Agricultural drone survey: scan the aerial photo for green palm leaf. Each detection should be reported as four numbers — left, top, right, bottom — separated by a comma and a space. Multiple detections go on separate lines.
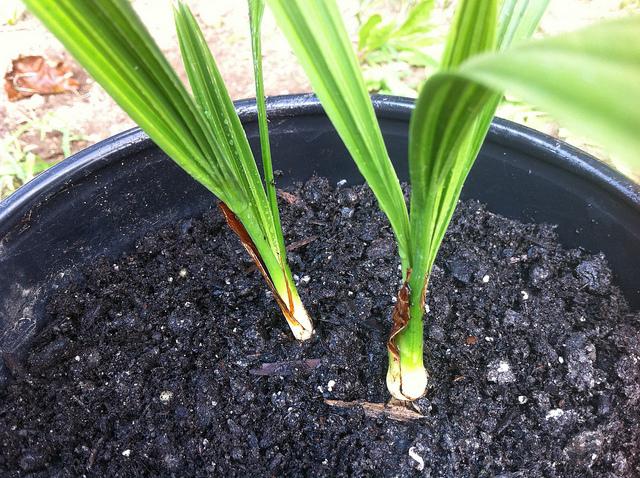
172, 2, 277, 261
391, 0, 501, 401
267, 0, 412, 272
248, 0, 287, 263
268, 0, 559, 400
460, 16, 640, 169
497, 0, 550, 49
24, 0, 313, 340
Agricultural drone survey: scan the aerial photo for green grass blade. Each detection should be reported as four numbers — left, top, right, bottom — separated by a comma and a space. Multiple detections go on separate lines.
267, 0, 412, 272
409, 78, 498, 288
497, 0, 550, 49
460, 16, 640, 170
248, 0, 287, 262
425, 0, 551, 253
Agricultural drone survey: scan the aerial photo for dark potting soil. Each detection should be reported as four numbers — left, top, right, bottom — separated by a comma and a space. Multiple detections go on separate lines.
1, 177, 639, 477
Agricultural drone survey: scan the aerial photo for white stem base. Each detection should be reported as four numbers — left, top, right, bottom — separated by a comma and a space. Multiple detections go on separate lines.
287, 300, 314, 341
387, 363, 428, 401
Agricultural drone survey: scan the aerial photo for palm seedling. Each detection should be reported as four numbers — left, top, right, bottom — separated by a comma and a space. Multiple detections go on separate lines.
268, 0, 640, 399
24, 0, 314, 340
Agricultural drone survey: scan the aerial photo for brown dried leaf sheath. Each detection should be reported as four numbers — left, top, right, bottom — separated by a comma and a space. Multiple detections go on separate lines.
218, 203, 302, 330
324, 399, 424, 422
387, 271, 411, 361
4, 55, 80, 101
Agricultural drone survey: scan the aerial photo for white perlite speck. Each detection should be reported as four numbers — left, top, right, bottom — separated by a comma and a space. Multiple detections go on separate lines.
487, 359, 516, 384
546, 408, 564, 419
518, 395, 528, 404
179, 268, 187, 278
327, 380, 336, 392
408, 447, 425, 471
482, 275, 490, 283
122, 449, 131, 457
159, 391, 174, 403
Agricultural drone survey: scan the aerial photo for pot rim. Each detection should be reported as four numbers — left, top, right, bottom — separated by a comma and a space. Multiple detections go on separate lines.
1, 94, 638, 228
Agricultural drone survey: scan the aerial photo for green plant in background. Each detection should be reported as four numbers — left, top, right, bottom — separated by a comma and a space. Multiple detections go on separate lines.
0, 113, 83, 199
357, 0, 439, 95
0, 0, 26, 25
358, 0, 436, 64
268, 0, 640, 399
0, 133, 50, 198
24, 0, 314, 341
356, 1, 640, 182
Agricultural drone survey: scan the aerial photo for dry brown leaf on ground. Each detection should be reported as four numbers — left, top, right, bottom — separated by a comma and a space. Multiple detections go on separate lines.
4, 55, 80, 101
276, 189, 300, 205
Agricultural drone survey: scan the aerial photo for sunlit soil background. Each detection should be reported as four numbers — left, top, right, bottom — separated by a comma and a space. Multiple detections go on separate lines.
1, 0, 638, 199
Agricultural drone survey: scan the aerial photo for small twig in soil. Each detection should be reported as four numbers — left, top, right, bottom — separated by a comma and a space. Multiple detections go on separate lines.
308, 219, 328, 226
508, 254, 529, 264
249, 358, 321, 376
324, 399, 425, 422
244, 236, 318, 274
286, 235, 318, 252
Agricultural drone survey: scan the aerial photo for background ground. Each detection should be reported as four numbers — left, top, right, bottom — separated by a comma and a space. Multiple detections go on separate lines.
1, 0, 638, 199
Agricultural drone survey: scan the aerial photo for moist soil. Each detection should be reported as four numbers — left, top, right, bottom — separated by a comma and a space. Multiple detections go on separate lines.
1, 177, 639, 477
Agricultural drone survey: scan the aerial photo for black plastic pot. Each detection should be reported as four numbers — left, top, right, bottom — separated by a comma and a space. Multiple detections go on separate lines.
1, 94, 639, 356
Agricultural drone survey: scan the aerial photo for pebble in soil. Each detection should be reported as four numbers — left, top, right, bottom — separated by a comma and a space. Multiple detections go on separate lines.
1, 177, 639, 477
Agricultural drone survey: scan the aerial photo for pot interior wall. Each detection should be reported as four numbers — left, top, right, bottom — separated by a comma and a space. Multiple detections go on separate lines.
1, 95, 638, 353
